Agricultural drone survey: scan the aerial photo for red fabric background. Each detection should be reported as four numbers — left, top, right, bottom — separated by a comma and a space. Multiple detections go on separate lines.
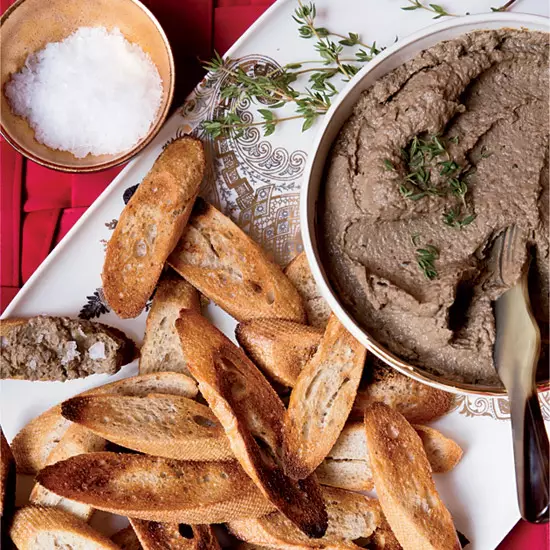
0, 0, 548, 547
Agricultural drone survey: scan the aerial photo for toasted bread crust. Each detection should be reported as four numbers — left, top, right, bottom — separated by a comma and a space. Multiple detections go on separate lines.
131, 520, 220, 550
168, 199, 306, 323
103, 137, 205, 318
352, 359, 453, 424
62, 394, 233, 461
316, 421, 462, 492
37, 453, 275, 523
1, 430, 15, 549
112, 526, 143, 550
175, 309, 327, 538
364, 403, 459, 550
10, 372, 197, 474
229, 487, 382, 549
284, 315, 366, 479
10, 506, 119, 550
140, 270, 200, 375
29, 423, 106, 520
283, 253, 331, 328
236, 319, 323, 387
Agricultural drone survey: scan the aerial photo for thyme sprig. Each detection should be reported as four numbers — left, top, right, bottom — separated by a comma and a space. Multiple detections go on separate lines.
491, 0, 518, 12
201, 1, 382, 139
443, 208, 476, 229
416, 245, 440, 280
401, 1, 457, 18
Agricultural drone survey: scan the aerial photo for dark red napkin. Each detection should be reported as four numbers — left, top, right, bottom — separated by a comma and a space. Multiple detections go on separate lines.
0, 1, 548, 547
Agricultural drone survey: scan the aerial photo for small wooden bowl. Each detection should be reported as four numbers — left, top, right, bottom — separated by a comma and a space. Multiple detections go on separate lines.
0, 0, 175, 172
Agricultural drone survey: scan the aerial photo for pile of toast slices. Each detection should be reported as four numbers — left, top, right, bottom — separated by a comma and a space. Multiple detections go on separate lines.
1, 137, 466, 550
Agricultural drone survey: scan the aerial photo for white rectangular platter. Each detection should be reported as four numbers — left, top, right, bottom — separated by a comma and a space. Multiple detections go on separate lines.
1, 1, 549, 548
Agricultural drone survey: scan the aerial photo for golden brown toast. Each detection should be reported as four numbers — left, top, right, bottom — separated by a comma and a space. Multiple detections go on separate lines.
112, 526, 143, 550
228, 487, 383, 549
168, 199, 306, 323
29, 423, 106, 520
37, 453, 275, 523
130, 519, 220, 550
283, 315, 366, 479
364, 403, 460, 550
175, 309, 327, 538
283, 252, 331, 328
140, 269, 200, 375
62, 393, 233, 461
352, 358, 453, 424
10, 372, 197, 474
102, 137, 205, 318
316, 421, 462, 492
235, 319, 323, 387
10, 506, 119, 550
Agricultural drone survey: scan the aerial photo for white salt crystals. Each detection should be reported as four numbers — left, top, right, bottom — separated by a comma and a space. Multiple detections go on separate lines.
5, 27, 163, 158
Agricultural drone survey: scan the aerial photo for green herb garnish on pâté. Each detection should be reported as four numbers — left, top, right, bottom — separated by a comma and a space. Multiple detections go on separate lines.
416, 245, 440, 280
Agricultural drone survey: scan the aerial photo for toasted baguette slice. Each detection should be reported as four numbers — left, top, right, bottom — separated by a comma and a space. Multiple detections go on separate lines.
112, 526, 143, 550
229, 487, 382, 549
10, 372, 197, 474
317, 422, 462, 492
130, 519, 220, 550
1, 430, 15, 550
176, 310, 327, 538
168, 199, 306, 323
9, 505, 119, 550
283, 315, 366, 479
0, 316, 137, 381
351, 359, 453, 424
364, 403, 460, 550
140, 270, 200, 375
235, 319, 323, 387
103, 137, 205, 318
1, 429, 15, 518
62, 393, 233, 461
37, 453, 274, 523
30, 423, 106, 520
413, 425, 463, 473
284, 252, 331, 328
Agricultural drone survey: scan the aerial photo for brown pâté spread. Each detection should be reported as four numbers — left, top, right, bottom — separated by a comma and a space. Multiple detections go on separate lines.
321, 30, 549, 385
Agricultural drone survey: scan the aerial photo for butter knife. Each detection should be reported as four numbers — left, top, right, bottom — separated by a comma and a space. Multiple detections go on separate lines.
492, 225, 549, 523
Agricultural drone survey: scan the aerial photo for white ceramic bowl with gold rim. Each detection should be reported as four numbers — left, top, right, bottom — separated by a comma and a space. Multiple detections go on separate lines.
300, 12, 550, 396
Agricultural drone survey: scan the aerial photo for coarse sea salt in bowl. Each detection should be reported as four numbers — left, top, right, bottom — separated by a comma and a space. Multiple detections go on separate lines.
0, 0, 175, 172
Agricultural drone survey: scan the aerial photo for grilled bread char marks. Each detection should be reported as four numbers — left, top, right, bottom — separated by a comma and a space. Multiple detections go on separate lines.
140, 270, 200, 375
103, 137, 206, 319
168, 199, 306, 323
228, 486, 396, 550
236, 319, 323, 387
284, 315, 366, 480
175, 309, 328, 538
37, 453, 275, 523
9, 506, 120, 550
10, 372, 198, 475
130, 519, 220, 550
364, 403, 460, 550
62, 393, 233, 461
0, 316, 137, 381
